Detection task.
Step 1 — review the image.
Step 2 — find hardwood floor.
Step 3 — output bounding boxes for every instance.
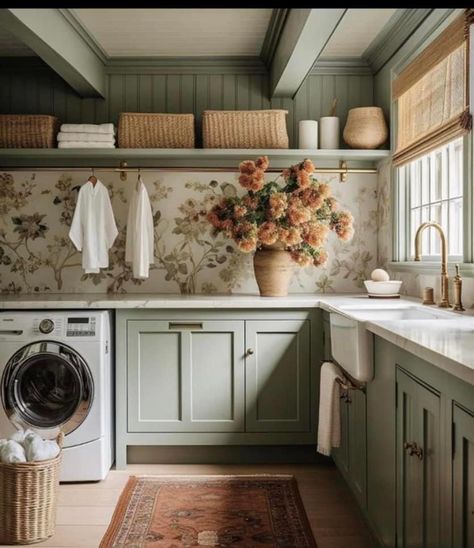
[4,462,376,548]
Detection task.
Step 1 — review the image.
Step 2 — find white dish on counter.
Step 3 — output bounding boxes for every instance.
[364,280,403,297]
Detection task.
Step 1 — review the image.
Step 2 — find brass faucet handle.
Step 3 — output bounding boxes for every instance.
[452,263,465,311]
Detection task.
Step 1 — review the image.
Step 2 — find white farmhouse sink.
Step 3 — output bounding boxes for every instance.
[329,305,456,382]
[338,305,456,321]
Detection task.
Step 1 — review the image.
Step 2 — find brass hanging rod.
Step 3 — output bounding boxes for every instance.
[1,161,376,182]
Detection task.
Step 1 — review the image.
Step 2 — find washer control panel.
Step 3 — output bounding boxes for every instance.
[66,317,96,337]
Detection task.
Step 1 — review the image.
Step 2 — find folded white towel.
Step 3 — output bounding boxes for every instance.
[58,142,116,149]
[58,132,115,143]
[23,432,60,462]
[0,440,27,463]
[317,361,345,456]
[9,428,36,443]
[60,123,115,135]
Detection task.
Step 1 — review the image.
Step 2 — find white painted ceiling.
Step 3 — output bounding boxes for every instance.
[321,8,397,58]
[0,25,34,56]
[72,8,273,57]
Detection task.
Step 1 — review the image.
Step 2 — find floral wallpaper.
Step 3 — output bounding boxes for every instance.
[0,170,378,295]
[377,159,474,308]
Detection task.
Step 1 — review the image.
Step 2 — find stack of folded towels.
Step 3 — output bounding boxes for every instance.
[0,428,60,463]
[57,123,116,148]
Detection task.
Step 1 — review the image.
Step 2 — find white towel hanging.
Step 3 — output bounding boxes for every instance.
[69,179,118,274]
[125,175,155,279]
[317,361,345,456]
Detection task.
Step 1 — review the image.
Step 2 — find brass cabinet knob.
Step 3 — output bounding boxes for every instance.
[404,441,423,460]
[246,348,254,356]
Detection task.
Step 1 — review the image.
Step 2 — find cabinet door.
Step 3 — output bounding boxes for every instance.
[245,320,311,432]
[348,388,367,510]
[332,389,367,510]
[396,368,441,548]
[127,320,245,432]
[453,403,474,548]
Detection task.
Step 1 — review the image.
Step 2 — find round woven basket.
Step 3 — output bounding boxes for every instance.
[343,107,388,149]
[0,433,63,545]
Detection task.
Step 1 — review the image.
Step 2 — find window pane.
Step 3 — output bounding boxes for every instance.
[403,137,463,261]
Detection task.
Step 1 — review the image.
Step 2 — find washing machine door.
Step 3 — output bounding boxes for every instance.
[1,341,93,436]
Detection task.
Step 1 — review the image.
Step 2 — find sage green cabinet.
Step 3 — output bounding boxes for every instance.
[245,320,311,433]
[332,387,367,510]
[127,319,245,433]
[396,367,442,548]
[452,403,474,547]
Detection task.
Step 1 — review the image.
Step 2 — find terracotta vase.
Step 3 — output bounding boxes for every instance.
[253,247,294,297]
[343,107,388,149]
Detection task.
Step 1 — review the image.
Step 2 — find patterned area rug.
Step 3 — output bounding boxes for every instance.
[100,475,317,547]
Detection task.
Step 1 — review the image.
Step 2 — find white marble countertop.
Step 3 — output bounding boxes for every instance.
[1,292,473,386]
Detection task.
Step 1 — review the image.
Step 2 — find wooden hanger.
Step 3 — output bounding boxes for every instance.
[88,168,97,186]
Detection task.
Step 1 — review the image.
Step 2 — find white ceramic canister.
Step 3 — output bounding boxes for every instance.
[319,116,340,149]
[298,120,318,149]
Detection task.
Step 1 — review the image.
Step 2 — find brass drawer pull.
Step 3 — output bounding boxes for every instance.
[404,441,423,460]
[168,322,203,330]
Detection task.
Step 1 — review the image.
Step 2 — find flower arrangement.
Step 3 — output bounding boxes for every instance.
[207,156,354,267]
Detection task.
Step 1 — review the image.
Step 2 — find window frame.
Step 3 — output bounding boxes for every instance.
[389,11,474,276]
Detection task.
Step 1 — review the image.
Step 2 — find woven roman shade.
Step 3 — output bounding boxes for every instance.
[393,11,473,166]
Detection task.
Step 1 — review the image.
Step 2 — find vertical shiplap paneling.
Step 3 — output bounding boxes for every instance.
[124,74,139,112]
[208,74,223,110]
[166,75,181,113]
[0,66,374,147]
[108,74,124,123]
[152,75,167,113]
[138,75,153,112]
[195,74,209,146]
[180,75,195,113]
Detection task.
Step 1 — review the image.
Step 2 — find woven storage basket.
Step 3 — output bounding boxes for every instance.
[0,115,60,148]
[0,433,63,545]
[202,110,289,149]
[118,112,195,148]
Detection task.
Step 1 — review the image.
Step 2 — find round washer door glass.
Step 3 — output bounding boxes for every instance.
[1,341,93,435]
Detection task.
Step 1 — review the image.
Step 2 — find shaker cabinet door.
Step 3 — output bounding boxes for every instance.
[127,320,245,432]
[396,368,442,548]
[245,320,311,433]
[453,403,474,548]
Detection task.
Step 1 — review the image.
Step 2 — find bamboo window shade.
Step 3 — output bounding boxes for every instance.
[392,10,474,166]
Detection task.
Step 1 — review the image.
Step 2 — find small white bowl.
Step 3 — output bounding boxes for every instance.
[364,280,403,296]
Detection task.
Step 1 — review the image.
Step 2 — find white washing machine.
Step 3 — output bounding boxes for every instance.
[0,310,114,482]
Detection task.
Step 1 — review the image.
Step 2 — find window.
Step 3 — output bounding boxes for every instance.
[397,138,463,261]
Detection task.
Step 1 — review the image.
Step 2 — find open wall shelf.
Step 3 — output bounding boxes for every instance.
[0,148,390,170]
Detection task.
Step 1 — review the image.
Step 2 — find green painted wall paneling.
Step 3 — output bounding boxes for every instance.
[0,59,374,148]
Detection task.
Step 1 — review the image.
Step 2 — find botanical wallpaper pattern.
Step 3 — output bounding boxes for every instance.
[0,170,378,295]
[377,159,474,308]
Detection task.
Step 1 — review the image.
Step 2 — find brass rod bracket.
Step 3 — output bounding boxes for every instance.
[119,161,128,181]
[340,160,348,183]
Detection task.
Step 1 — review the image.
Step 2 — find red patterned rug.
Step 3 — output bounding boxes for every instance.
[100,475,317,547]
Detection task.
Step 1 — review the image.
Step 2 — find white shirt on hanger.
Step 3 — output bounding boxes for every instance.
[69,180,118,274]
[125,175,155,279]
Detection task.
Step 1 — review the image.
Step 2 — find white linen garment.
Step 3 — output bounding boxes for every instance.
[317,361,345,456]
[125,175,154,279]
[69,180,118,274]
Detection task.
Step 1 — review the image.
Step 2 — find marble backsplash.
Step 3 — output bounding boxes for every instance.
[377,158,474,308]
[0,170,378,295]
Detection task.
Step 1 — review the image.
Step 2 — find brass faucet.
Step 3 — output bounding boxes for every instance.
[414,222,450,308]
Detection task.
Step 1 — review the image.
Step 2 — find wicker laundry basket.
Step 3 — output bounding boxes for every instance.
[202,109,289,149]
[118,112,195,148]
[0,115,60,148]
[0,433,63,545]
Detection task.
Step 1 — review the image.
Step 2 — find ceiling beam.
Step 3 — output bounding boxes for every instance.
[269,8,346,98]
[0,8,106,97]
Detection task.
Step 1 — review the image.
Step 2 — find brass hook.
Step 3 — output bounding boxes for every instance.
[119,161,128,181]
[340,160,348,183]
